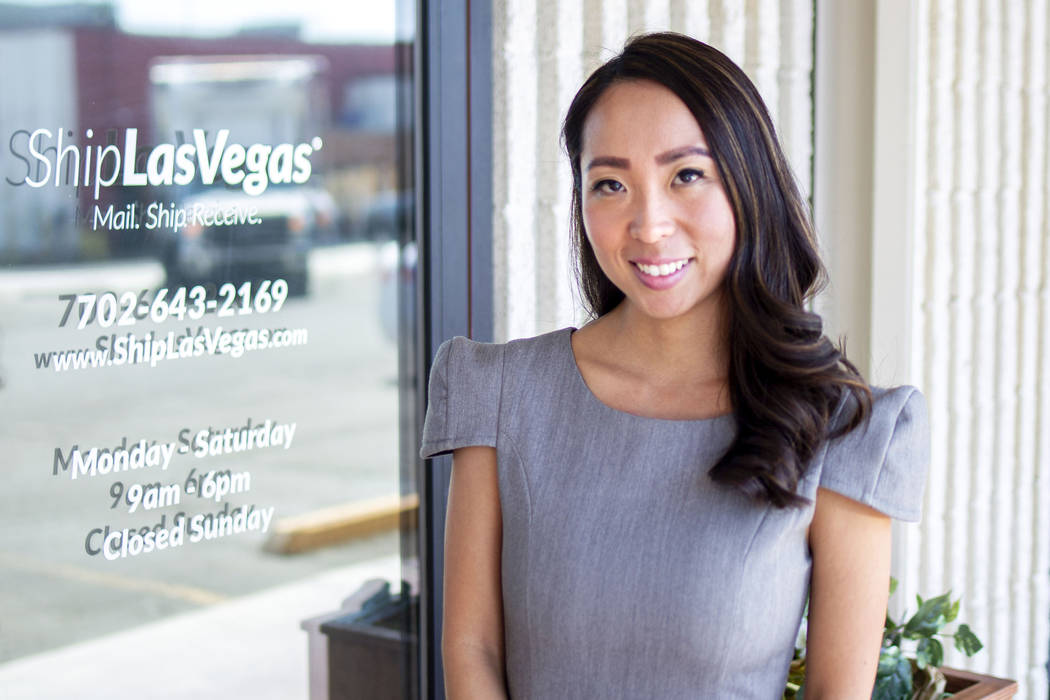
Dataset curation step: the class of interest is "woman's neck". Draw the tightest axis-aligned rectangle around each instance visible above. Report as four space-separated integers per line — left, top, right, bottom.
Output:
571 297 733 420
601 297 730 385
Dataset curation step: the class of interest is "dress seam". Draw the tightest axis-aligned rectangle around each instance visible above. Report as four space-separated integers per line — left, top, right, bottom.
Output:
496 342 535 696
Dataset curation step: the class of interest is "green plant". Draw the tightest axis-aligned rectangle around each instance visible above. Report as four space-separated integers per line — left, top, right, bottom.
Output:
784 579 983 700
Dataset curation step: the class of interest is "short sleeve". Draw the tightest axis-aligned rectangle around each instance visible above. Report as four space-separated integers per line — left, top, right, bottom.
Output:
819 386 930 522
419 336 504 459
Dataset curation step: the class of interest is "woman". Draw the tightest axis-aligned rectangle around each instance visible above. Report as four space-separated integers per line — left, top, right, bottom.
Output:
421 33 928 698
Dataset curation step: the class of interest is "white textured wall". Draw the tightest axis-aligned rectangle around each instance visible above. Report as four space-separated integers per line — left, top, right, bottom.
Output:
866 1 1050 696
915 1 1049 694
494 1 1050 696
491 0 815 341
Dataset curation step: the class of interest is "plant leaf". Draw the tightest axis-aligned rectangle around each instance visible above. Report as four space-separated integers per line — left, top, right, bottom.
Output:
929 637 944 667
873 647 912 700
904 592 953 638
889 577 898 597
916 636 944 669
946 599 960 623
882 611 902 646
914 640 929 670
954 624 984 656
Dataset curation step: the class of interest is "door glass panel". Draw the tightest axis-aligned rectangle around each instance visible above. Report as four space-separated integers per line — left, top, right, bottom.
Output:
0 2 418 698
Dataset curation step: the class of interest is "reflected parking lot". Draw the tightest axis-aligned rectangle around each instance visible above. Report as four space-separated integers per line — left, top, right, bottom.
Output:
0 243 402 662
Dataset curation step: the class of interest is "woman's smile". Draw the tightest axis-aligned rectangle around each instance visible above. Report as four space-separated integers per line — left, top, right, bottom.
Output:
630 257 694 289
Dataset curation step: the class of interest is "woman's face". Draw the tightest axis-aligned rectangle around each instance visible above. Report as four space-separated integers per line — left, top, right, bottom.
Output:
580 79 736 322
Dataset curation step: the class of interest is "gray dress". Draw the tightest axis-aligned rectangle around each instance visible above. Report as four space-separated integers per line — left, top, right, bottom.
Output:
420 328 929 699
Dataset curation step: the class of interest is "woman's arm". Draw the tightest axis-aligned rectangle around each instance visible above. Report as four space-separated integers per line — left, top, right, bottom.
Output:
804 486 893 698
442 445 508 699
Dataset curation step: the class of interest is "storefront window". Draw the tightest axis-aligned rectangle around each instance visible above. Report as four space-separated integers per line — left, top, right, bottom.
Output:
0 2 418 697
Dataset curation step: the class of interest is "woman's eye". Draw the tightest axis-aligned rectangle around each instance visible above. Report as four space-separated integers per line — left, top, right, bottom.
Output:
591 179 624 194
676 168 705 184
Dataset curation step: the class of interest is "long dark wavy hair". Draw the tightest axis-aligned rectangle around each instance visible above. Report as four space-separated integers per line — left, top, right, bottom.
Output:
561 32 871 508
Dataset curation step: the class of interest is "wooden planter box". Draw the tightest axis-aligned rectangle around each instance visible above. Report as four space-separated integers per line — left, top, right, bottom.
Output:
301 578 418 700
941 667 1018 699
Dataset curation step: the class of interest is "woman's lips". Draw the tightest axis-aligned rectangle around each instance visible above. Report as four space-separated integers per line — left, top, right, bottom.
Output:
630 258 693 290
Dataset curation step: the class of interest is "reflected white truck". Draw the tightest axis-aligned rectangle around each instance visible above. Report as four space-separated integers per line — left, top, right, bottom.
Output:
0 31 79 262
149 56 336 294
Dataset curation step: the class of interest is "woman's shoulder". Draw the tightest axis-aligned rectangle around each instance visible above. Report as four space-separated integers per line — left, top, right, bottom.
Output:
826 384 926 437
869 384 926 422
818 385 930 521
420 328 574 458
837 385 927 445
431 334 503 380
432 327 573 378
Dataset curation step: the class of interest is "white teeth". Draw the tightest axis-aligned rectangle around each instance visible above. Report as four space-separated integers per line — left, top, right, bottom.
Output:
635 259 689 277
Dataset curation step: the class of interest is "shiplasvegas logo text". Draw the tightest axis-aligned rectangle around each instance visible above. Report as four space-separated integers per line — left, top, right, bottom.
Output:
6 127 322 199
33 326 309 372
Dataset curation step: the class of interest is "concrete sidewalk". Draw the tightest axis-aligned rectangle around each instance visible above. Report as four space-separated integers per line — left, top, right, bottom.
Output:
0 554 401 700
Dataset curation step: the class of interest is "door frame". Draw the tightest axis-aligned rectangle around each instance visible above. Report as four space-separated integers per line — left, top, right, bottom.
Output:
416 1 493 697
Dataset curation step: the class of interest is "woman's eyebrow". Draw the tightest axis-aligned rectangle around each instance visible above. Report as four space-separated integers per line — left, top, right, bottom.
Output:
655 145 711 164
585 155 630 171
585 146 711 171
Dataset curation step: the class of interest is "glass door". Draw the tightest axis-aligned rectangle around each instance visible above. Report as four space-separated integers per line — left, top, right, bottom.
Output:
0 2 419 698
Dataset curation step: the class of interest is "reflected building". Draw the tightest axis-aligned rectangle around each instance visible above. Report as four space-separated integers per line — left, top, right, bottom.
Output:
0 3 405 265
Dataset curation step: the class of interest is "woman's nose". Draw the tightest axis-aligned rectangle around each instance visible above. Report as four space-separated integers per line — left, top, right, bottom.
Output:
627 190 675 242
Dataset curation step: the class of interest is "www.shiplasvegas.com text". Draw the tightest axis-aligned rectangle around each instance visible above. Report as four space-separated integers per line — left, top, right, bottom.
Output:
33 326 308 372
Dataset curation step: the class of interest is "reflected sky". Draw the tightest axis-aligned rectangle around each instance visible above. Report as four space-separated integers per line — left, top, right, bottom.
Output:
10 0 408 42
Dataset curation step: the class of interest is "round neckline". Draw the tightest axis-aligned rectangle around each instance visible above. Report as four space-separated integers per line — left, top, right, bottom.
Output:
561 327 734 427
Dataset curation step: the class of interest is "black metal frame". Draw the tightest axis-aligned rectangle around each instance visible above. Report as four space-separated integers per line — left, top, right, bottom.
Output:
415 0 493 697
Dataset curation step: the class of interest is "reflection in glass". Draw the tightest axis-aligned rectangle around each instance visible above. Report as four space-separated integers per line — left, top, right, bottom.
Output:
0 2 417 698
